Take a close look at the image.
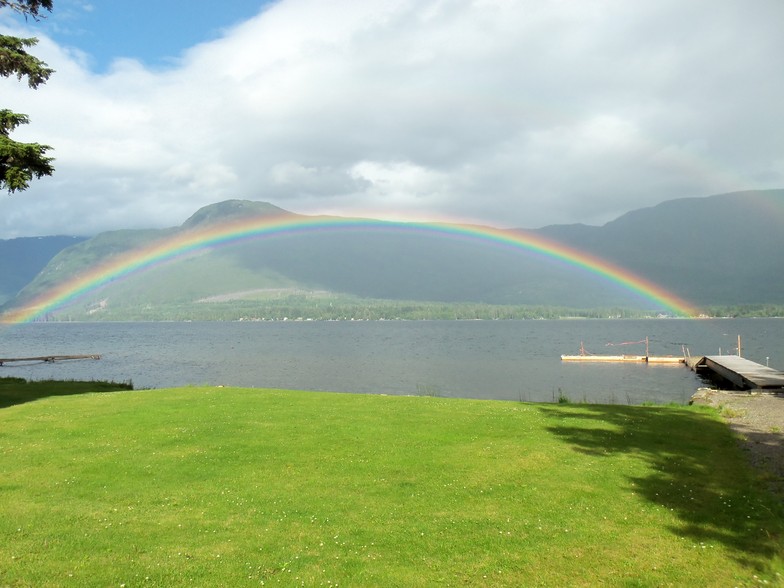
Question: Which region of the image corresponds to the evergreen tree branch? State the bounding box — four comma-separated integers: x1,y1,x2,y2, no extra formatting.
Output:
0,0,53,21
0,134,54,192
0,1,56,192
0,36,53,88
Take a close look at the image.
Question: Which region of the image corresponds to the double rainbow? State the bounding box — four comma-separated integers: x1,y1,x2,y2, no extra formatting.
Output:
1,213,701,323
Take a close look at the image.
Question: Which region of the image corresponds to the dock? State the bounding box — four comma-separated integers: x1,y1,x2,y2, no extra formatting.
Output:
0,354,101,366
560,337,684,364
561,354,684,364
687,355,784,390
561,335,784,391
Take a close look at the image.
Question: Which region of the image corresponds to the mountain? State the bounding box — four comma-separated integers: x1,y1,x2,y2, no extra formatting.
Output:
181,200,289,229
537,189,784,305
0,236,87,305
2,190,782,319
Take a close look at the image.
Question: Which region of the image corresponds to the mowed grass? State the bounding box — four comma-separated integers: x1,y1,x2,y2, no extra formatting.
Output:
1,386,782,587
0,377,133,409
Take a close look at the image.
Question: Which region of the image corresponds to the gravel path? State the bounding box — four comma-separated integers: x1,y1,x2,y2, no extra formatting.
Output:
691,388,784,497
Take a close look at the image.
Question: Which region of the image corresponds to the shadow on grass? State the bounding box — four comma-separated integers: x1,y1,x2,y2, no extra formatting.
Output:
0,376,133,409
539,404,784,574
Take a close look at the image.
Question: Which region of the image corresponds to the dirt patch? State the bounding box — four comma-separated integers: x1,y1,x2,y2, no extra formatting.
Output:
691,388,784,497
196,288,331,303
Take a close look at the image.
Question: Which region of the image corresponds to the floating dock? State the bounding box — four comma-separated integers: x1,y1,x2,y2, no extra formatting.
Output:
0,354,101,366
560,338,684,364
687,355,784,391
561,354,684,363
562,336,784,391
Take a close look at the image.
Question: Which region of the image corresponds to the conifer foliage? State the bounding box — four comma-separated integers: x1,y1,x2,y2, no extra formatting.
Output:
0,0,55,192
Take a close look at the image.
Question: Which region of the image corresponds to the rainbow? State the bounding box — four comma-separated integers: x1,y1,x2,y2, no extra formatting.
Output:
1,213,701,323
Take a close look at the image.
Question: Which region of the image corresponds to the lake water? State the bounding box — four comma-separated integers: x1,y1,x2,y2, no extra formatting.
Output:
1,319,781,404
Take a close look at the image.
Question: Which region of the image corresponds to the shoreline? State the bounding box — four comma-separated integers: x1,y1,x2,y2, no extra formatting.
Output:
691,388,784,496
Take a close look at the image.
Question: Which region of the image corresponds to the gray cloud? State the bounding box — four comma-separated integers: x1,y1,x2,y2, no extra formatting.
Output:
1,0,782,237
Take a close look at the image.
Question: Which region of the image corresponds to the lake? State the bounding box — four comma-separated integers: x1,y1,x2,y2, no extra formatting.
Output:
1,319,781,404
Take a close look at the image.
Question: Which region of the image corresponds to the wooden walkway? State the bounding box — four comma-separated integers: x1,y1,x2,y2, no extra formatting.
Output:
561,354,684,363
687,355,784,390
0,354,100,366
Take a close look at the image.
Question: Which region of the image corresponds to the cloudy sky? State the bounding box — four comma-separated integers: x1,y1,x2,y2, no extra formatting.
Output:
1,0,782,238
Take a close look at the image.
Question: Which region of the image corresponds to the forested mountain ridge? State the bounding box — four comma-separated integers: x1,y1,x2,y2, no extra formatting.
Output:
2,189,782,320
0,236,86,305
537,189,784,304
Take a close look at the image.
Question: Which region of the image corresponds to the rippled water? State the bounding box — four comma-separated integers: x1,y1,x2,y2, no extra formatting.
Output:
1,318,781,404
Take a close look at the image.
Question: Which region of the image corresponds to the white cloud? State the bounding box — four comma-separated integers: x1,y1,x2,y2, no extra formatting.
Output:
1,0,783,237
349,160,451,209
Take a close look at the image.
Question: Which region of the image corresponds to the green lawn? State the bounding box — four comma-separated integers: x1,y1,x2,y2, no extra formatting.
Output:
0,385,781,587
0,376,133,409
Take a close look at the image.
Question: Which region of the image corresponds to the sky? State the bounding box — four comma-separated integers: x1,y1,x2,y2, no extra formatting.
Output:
1,0,782,238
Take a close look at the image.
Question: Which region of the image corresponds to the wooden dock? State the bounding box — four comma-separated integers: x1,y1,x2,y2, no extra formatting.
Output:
0,354,101,366
561,337,685,364
687,355,784,390
561,354,684,364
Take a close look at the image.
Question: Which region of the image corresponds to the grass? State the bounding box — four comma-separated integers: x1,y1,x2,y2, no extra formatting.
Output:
0,383,782,587
720,404,749,420
0,376,133,409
